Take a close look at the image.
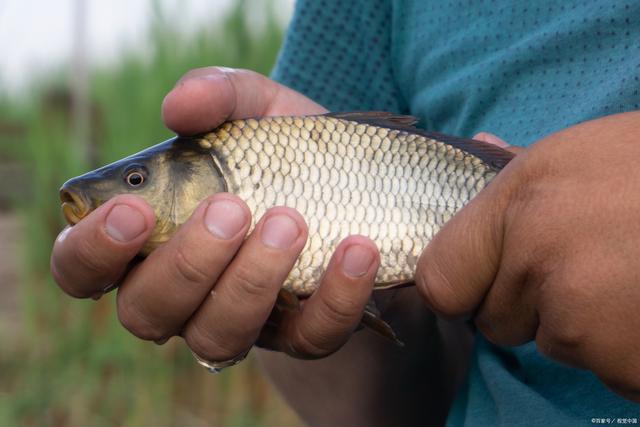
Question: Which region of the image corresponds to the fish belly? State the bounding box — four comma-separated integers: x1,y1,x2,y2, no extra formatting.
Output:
207,116,495,296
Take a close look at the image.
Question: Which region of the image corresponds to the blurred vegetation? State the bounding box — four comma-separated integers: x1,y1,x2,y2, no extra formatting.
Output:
0,1,301,426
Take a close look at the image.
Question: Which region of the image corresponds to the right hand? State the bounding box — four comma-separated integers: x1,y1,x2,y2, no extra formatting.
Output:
50,67,383,363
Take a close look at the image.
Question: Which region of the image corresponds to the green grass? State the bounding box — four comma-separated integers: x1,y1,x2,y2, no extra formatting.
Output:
0,2,301,426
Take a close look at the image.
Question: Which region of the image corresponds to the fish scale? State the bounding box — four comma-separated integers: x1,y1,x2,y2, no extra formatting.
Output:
201,114,497,297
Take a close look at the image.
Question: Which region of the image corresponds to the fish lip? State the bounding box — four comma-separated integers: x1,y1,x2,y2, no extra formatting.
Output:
60,188,91,225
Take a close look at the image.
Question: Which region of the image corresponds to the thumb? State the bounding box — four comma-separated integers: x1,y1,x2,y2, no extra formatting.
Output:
161,67,326,136
415,161,513,317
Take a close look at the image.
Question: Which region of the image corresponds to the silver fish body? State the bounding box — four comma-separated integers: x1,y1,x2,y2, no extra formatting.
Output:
198,113,510,296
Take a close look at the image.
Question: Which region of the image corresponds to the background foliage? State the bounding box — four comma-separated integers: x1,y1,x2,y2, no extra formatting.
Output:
0,2,301,426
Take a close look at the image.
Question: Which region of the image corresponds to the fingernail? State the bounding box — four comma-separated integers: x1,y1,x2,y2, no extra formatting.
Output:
205,199,247,239
342,245,375,277
90,291,103,301
474,132,509,148
105,204,146,242
56,226,72,243
154,337,170,345
261,214,300,249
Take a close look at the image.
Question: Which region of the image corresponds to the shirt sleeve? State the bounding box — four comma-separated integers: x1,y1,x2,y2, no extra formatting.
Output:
271,0,407,113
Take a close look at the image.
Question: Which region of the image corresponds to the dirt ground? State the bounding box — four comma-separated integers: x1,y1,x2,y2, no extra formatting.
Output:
0,212,22,336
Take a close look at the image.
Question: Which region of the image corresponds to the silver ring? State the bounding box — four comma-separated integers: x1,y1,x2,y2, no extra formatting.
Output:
191,349,249,374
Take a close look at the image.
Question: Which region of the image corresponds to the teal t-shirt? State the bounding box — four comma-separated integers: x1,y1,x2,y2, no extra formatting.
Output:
272,0,640,425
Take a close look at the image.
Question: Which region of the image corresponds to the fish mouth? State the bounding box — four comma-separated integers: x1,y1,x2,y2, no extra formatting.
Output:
60,188,91,225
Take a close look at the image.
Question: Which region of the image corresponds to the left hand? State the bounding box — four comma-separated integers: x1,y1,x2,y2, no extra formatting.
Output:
51,67,378,363
416,112,640,402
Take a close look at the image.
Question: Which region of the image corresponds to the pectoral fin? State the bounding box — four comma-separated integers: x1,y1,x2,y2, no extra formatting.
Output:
373,279,415,291
361,299,404,346
276,289,403,346
276,288,301,311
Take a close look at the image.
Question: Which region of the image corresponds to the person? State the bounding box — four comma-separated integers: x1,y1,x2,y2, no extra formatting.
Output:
51,1,640,425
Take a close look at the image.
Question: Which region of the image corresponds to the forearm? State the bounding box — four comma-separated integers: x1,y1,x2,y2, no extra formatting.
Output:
256,289,473,427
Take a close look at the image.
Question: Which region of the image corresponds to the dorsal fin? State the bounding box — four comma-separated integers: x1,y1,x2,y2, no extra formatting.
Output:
413,130,515,170
327,111,419,127
325,111,515,171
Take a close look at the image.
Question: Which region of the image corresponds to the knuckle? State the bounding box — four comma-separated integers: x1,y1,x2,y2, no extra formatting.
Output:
74,237,113,278
230,265,272,300
288,324,333,359
537,291,588,351
117,299,165,341
173,247,211,286
185,322,244,362
415,258,463,315
546,324,586,350
318,292,361,328
535,323,586,366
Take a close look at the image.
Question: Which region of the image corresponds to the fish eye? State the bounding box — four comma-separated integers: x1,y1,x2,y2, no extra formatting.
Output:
124,167,147,188
127,172,144,186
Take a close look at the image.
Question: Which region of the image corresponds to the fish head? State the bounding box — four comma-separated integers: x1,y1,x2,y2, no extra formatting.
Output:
59,135,227,254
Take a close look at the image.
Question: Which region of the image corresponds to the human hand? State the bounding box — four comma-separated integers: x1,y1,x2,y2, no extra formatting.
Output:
51,67,382,364
416,112,640,402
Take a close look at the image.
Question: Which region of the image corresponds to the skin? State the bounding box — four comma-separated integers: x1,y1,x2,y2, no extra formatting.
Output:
51,67,640,426
416,112,640,402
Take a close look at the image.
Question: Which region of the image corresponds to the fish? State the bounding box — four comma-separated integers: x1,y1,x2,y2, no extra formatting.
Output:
60,112,514,344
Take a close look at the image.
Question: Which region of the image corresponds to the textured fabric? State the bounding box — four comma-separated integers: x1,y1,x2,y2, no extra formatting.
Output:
273,0,405,113
272,0,640,425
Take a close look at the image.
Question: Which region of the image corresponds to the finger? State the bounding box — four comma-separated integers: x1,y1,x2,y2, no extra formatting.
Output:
415,163,520,317
115,193,251,341
471,219,542,345
50,195,155,298
161,67,327,135
473,264,539,346
473,132,525,155
183,207,308,362
278,236,379,358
